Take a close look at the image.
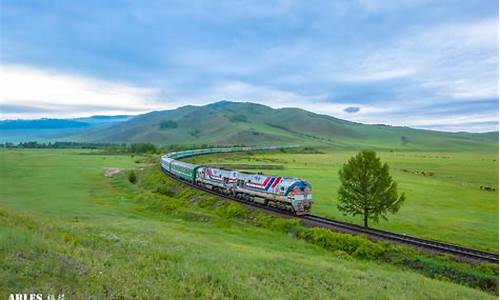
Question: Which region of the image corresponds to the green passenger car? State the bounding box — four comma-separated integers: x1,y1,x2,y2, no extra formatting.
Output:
169,160,198,182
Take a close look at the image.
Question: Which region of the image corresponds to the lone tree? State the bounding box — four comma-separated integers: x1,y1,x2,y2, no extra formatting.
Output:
337,150,405,228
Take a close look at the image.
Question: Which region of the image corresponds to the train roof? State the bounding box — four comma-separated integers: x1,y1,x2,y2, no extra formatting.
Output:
170,160,197,168
198,165,304,181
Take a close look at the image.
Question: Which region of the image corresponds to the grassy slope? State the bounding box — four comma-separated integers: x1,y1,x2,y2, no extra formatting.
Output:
0,149,496,298
187,149,499,252
75,101,498,151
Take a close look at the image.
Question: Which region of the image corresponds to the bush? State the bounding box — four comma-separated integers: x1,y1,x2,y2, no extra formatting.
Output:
128,171,137,184
155,184,176,197
353,242,385,259
229,114,248,123
216,202,247,219
413,258,497,292
129,143,158,154
382,247,498,293
297,227,384,256
250,214,300,232
159,120,178,129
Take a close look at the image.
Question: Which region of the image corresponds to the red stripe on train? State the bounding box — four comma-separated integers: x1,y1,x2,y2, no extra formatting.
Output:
271,177,281,188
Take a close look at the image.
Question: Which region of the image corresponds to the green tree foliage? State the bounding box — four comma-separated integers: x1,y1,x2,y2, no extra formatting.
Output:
337,150,405,227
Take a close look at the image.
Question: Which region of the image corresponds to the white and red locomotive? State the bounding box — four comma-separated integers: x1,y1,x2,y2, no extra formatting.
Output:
161,146,313,215
195,166,312,215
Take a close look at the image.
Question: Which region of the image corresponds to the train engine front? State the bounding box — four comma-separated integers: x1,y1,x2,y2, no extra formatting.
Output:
232,172,313,215
277,178,312,215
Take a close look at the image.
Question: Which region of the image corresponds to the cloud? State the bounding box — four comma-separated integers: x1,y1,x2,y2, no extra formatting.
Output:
344,107,360,114
359,18,498,101
0,2,497,132
0,65,167,119
334,69,417,83
418,121,499,132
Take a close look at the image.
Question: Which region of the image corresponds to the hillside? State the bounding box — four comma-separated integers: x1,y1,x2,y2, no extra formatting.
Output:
76,101,498,151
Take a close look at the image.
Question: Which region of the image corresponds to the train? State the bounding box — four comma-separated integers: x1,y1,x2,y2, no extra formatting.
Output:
160,146,313,215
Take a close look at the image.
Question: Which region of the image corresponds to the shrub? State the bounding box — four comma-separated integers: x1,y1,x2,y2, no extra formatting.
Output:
159,120,178,129
332,250,353,260
297,227,385,256
382,247,498,293
229,114,248,123
155,184,176,197
250,214,300,232
129,143,158,154
216,202,247,218
189,129,201,137
128,171,137,184
353,242,385,259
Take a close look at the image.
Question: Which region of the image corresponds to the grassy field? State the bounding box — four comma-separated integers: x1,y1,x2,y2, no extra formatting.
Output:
0,148,497,298
187,148,499,252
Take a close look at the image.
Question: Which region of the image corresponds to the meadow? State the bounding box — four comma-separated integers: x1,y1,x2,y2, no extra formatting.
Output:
187,148,499,252
0,148,497,298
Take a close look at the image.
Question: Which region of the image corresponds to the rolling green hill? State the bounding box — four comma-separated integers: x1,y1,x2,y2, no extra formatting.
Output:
76,101,497,151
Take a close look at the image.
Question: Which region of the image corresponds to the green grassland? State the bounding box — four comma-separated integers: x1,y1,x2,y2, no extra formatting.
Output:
187,149,499,252
0,149,497,298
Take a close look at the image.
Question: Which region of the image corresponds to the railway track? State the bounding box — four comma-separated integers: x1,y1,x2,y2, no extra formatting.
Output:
161,167,499,264
302,215,499,263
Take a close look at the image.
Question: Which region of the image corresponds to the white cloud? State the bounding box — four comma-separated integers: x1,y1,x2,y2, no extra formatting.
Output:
362,18,498,100
294,18,498,109
346,106,499,132
334,69,417,83
0,65,168,119
355,0,433,13
407,113,498,127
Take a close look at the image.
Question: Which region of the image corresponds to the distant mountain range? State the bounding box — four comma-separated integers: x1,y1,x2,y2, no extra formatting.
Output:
1,101,497,151
0,115,132,143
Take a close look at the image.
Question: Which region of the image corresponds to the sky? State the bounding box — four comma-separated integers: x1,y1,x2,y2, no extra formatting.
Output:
1,0,498,132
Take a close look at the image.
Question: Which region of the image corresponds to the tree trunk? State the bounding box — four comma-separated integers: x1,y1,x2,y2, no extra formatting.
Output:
363,213,368,228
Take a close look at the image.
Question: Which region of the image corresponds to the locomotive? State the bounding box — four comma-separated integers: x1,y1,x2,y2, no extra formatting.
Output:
160,146,312,215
